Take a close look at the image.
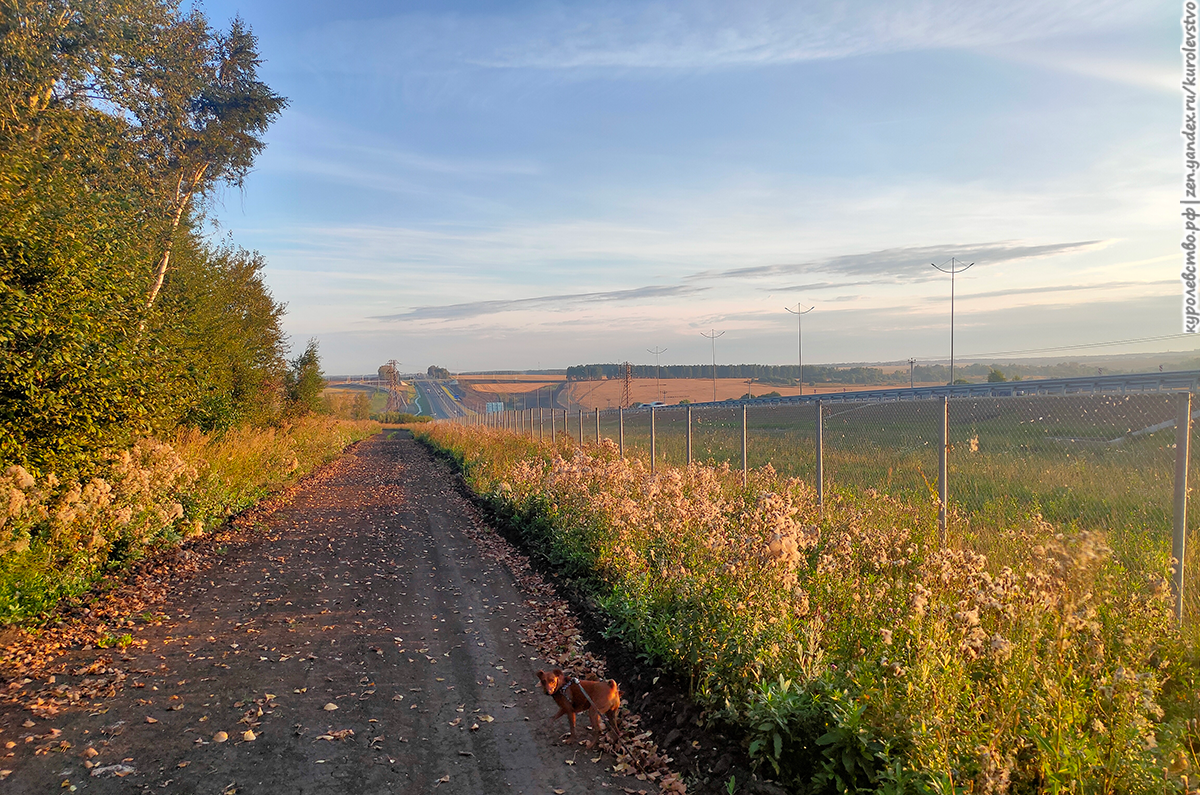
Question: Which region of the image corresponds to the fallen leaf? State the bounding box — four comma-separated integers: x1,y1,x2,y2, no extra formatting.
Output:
177,761,190,769
213,731,228,743
323,703,338,712
447,718,461,727
144,716,158,724
242,730,256,742
478,714,494,723
83,747,98,758
469,723,479,731
435,774,450,786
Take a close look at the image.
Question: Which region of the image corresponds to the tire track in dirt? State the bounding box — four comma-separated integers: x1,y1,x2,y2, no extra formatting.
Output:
0,432,661,794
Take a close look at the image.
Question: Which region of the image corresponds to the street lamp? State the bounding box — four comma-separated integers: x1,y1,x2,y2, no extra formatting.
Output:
784,304,814,396
647,346,667,401
700,329,724,402
931,257,973,385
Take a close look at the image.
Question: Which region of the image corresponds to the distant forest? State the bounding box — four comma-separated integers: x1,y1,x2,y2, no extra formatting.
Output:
565,361,1179,384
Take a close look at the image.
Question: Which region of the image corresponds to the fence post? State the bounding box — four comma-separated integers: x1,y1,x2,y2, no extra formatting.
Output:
619,408,624,457
938,396,949,546
563,410,568,441
551,408,556,439
595,408,600,444
650,407,656,474
816,401,823,509
742,404,748,487
686,405,692,465
578,409,584,446
1173,391,1191,625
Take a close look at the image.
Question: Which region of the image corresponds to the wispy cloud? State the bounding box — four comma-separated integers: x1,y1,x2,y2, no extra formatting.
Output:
690,240,1104,283
373,284,708,322
761,279,879,292
305,0,1154,77
947,279,1175,302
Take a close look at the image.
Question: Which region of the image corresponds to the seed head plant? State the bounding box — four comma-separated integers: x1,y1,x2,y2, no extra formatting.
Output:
416,421,1200,794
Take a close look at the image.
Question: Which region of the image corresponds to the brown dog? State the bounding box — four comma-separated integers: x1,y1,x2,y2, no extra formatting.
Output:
536,668,621,747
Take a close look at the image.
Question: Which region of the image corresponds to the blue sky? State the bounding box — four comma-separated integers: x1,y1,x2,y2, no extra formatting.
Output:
198,0,1181,374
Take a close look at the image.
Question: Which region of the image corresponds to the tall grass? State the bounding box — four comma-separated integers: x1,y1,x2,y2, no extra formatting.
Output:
0,417,378,623
417,422,1200,795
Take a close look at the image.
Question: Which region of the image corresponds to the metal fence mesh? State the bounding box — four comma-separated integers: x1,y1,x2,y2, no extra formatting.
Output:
485,392,1196,622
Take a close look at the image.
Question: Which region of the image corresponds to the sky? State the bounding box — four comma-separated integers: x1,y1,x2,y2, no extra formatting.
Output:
196,0,1184,374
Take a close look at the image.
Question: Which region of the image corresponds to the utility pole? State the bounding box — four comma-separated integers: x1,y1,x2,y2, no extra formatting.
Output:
931,257,974,386
784,304,814,396
647,346,668,402
701,329,724,402
908,358,916,389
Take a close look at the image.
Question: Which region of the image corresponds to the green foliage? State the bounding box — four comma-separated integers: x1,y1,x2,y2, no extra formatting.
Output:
987,368,1007,382
285,340,323,416
427,365,451,380
0,0,288,477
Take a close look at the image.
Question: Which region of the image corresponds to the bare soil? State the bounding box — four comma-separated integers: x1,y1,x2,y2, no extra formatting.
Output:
0,433,702,794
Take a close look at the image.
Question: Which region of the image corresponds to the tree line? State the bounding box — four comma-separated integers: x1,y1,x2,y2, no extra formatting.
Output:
0,0,309,476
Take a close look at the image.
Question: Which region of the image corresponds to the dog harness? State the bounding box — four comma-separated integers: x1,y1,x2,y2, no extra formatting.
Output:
551,676,597,710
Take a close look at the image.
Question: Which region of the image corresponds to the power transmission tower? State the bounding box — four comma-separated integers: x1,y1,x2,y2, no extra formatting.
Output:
700,329,725,402
784,304,814,396
908,357,916,389
646,346,667,401
931,257,974,386
621,362,633,408
382,359,402,411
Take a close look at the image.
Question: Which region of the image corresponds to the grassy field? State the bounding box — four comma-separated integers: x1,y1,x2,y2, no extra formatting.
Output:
415,420,1199,794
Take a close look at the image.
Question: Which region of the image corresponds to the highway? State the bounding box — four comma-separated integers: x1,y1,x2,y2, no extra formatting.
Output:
413,376,469,419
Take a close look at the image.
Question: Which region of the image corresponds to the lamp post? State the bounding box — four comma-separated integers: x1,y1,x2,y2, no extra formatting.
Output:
647,346,667,402
908,358,916,389
701,329,724,402
784,304,814,396
931,257,973,386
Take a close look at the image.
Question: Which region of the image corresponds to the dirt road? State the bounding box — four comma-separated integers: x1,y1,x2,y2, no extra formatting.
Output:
0,433,659,794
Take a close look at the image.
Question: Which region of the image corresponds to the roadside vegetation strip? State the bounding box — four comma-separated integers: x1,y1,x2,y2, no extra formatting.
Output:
414,422,1200,795
0,417,379,625
445,477,687,794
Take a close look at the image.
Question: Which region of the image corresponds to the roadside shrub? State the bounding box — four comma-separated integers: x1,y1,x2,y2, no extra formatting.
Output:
414,422,1200,795
0,416,377,623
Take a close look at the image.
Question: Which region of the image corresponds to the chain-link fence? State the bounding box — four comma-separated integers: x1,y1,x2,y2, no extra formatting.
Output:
470,393,1196,624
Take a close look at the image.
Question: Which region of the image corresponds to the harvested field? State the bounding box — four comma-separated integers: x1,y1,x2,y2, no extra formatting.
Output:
562,377,936,409
464,382,561,394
